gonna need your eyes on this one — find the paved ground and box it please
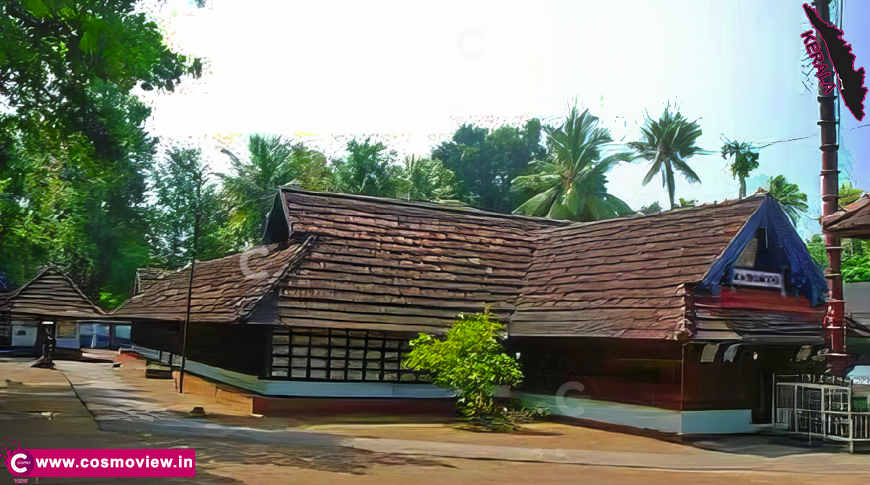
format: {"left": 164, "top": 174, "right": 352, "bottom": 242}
{"left": 1, "top": 354, "right": 869, "bottom": 484}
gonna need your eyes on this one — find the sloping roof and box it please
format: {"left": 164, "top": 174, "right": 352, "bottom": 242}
{"left": 133, "top": 268, "right": 174, "bottom": 295}
{"left": 113, "top": 239, "right": 313, "bottom": 323}
{"left": 128, "top": 189, "right": 820, "bottom": 341}
{"left": 275, "top": 188, "right": 568, "bottom": 334}
{"left": 0, "top": 266, "right": 106, "bottom": 319}
{"left": 823, "top": 193, "right": 870, "bottom": 238}
{"left": 509, "top": 196, "right": 766, "bottom": 339}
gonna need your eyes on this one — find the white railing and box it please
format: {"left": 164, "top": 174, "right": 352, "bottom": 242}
{"left": 774, "top": 375, "right": 870, "bottom": 453}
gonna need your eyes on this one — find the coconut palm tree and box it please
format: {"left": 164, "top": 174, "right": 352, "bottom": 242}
{"left": 511, "top": 105, "right": 633, "bottom": 221}
{"left": 627, "top": 105, "right": 708, "bottom": 209}
{"left": 720, "top": 136, "right": 762, "bottom": 199}
{"left": 765, "top": 175, "right": 808, "bottom": 224}
{"left": 219, "top": 134, "right": 333, "bottom": 247}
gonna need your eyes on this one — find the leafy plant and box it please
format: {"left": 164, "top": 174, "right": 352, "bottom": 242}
{"left": 403, "top": 313, "right": 524, "bottom": 424}
{"left": 844, "top": 256, "right": 870, "bottom": 282}
{"left": 843, "top": 239, "right": 870, "bottom": 283}
{"left": 511, "top": 105, "right": 633, "bottom": 221}
{"left": 627, "top": 104, "right": 708, "bottom": 210}
{"left": 765, "top": 175, "right": 808, "bottom": 225}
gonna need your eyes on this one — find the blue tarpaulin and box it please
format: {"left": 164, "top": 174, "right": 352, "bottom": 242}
{"left": 698, "top": 196, "right": 829, "bottom": 307}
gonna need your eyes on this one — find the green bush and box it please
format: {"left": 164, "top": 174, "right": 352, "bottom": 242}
{"left": 403, "top": 313, "right": 524, "bottom": 422}
{"left": 844, "top": 256, "right": 870, "bottom": 282}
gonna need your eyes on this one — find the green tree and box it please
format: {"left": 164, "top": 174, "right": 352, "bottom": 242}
{"left": 806, "top": 234, "right": 829, "bottom": 270}
{"left": 840, "top": 181, "right": 863, "bottom": 209}
{"left": 0, "top": 0, "right": 202, "bottom": 302}
{"left": 148, "top": 146, "right": 230, "bottom": 270}
{"left": 808, "top": 233, "right": 870, "bottom": 282}
{"left": 627, "top": 105, "right": 708, "bottom": 209}
{"left": 511, "top": 106, "right": 633, "bottom": 221}
{"left": 433, "top": 119, "right": 546, "bottom": 213}
{"left": 843, "top": 254, "right": 870, "bottom": 282}
{"left": 720, "top": 137, "right": 761, "bottom": 199}
{"left": 332, "top": 138, "right": 400, "bottom": 197}
{"left": 220, "top": 134, "right": 332, "bottom": 247}
{"left": 765, "top": 175, "right": 808, "bottom": 225}
{"left": 395, "top": 156, "right": 458, "bottom": 202}
{"left": 404, "top": 313, "right": 523, "bottom": 420}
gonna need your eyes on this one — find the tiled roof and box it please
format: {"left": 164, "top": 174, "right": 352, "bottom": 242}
{"left": 113, "top": 240, "right": 313, "bottom": 323}
{"left": 276, "top": 189, "right": 567, "bottom": 334}
{"left": 123, "top": 190, "right": 800, "bottom": 341}
{"left": 133, "top": 268, "right": 174, "bottom": 294}
{"left": 0, "top": 266, "right": 106, "bottom": 319}
{"left": 823, "top": 193, "right": 870, "bottom": 238}
{"left": 509, "top": 195, "right": 766, "bottom": 339}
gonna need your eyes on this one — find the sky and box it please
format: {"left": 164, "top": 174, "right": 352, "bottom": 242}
{"left": 139, "top": 0, "right": 869, "bottom": 237}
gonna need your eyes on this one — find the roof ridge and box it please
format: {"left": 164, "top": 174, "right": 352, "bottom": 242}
{"left": 163, "top": 242, "right": 289, "bottom": 272}
{"left": 533, "top": 194, "right": 767, "bottom": 235}
{"left": 0, "top": 265, "right": 106, "bottom": 315}
{"left": 280, "top": 187, "right": 570, "bottom": 225}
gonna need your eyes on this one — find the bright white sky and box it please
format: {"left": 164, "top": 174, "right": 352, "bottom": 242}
{"left": 140, "top": 0, "right": 870, "bottom": 236}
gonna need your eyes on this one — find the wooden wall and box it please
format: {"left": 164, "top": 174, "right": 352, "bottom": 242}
{"left": 186, "top": 324, "right": 270, "bottom": 377}
{"left": 681, "top": 343, "right": 820, "bottom": 423}
{"left": 132, "top": 322, "right": 269, "bottom": 377}
{"left": 509, "top": 337, "right": 683, "bottom": 410}
{"left": 131, "top": 321, "right": 181, "bottom": 354}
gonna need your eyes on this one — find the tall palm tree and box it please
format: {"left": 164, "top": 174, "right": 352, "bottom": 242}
{"left": 765, "top": 175, "right": 808, "bottom": 225}
{"left": 720, "top": 136, "right": 762, "bottom": 199}
{"left": 627, "top": 105, "right": 708, "bottom": 209}
{"left": 219, "top": 134, "right": 319, "bottom": 246}
{"left": 511, "top": 105, "right": 633, "bottom": 221}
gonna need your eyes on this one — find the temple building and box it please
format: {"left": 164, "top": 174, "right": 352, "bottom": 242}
{"left": 115, "top": 188, "right": 830, "bottom": 432}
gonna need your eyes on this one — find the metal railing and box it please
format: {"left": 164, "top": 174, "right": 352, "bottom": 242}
{"left": 774, "top": 375, "right": 870, "bottom": 453}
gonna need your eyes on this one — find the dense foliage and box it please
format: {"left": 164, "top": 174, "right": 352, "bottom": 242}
{"left": 148, "top": 146, "right": 230, "bottom": 271}
{"left": 220, "top": 134, "right": 333, "bottom": 248}
{"left": 403, "top": 313, "right": 523, "bottom": 420}
{"left": 807, "top": 235, "right": 870, "bottom": 283}
{"left": 433, "top": 120, "right": 546, "bottom": 213}
{"left": 0, "top": 0, "right": 202, "bottom": 306}
{"left": 395, "top": 156, "right": 457, "bottom": 202}
{"left": 332, "top": 138, "right": 401, "bottom": 198}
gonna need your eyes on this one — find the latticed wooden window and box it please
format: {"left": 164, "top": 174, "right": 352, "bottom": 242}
{"left": 0, "top": 311, "right": 10, "bottom": 346}
{"left": 269, "top": 327, "right": 428, "bottom": 382}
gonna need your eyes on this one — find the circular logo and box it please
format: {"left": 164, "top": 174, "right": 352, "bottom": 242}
{"left": 7, "top": 450, "right": 34, "bottom": 477}
{"left": 552, "top": 374, "right": 598, "bottom": 421}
